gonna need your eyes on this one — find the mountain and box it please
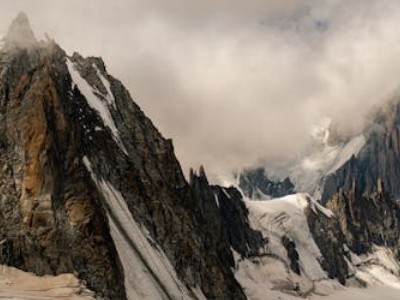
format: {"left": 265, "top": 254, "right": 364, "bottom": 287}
{"left": 234, "top": 101, "right": 400, "bottom": 296}
{"left": 0, "top": 13, "right": 260, "bottom": 299}
{"left": 0, "top": 12, "right": 400, "bottom": 300}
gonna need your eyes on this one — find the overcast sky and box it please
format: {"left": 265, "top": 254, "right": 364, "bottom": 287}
{"left": 1, "top": 0, "right": 400, "bottom": 180}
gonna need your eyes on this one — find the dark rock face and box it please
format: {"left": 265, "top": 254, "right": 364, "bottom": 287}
{"left": 190, "top": 167, "right": 267, "bottom": 263}
{"left": 214, "top": 185, "right": 267, "bottom": 258}
{"left": 325, "top": 178, "right": 400, "bottom": 256}
{"left": 188, "top": 167, "right": 267, "bottom": 299}
{"left": 238, "top": 167, "right": 294, "bottom": 199}
{"left": 281, "top": 236, "right": 300, "bottom": 275}
{"left": 305, "top": 206, "right": 348, "bottom": 284}
{"left": 309, "top": 100, "right": 400, "bottom": 278}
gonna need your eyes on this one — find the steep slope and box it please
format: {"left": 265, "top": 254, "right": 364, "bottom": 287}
{"left": 317, "top": 100, "right": 400, "bottom": 257}
{"left": 0, "top": 13, "right": 254, "bottom": 299}
{"left": 0, "top": 15, "right": 126, "bottom": 299}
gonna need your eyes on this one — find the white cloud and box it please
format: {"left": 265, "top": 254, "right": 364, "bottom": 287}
{"left": 1, "top": 0, "right": 400, "bottom": 180}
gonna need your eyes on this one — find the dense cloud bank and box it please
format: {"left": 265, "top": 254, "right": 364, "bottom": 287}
{"left": 2, "top": 1, "right": 400, "bottom": 180}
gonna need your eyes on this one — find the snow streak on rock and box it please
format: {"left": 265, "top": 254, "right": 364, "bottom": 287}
{"left": 67, "top": 58, "right": 127, "bottom": 154}
{"left": 83, "top": 156, "right": 205, "bottom": 300}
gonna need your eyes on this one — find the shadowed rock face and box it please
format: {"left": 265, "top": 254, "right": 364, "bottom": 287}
{"left": 0, "top": 14, "right": 259, "bottom": 299}
{"left": 238, "top": 167, "right": 295, "bottom": 199}
{"left": 318, "top": 101, "right": 400, "bottom": 254}
{"left": 305, "top": 206, "right": 348, "bottom": 284}
{"left": 305, "top": 100, "right": 400, "bottom": 282}
{"left": 190, "top": 167, "right": 267, "bottom": 264}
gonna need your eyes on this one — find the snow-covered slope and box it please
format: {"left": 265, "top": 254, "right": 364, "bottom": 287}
{"left": 288, "top": 119, "right": 366, "bottom": 195}
{"left": 234, "top": 193, "right": 400, "bottom": 299}
{"left": 234, "top": 194, "right": 335, "bottom": 298}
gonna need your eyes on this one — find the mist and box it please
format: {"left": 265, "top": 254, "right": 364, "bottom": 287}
{"left": 2, "top": 0, "right": 400, "bottom": 181}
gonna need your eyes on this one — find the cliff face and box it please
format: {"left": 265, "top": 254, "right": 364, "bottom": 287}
{"left": 238, "top": 167, "right": 294, "bottom": 199}
{"left": 0, "top": 21, "right": 125, "bottom": 299}
{"left": 0, "top": 14, "right": 258, "bottom": 299}
{"left": 294, "top": 100, "right": 400, "bottom": 287}
{"left": 318, "top": 101, "right": 400, "bottom": 257}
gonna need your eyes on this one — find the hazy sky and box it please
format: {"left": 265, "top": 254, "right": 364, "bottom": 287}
{"left": 1, "top": 0, "right": 400, "bottom": 180}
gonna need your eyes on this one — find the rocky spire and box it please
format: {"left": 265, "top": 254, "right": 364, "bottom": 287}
{"left": 4, "top": 12, "right": 37, "bottom": 49}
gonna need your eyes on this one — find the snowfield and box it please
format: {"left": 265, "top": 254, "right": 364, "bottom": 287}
{"left": 234, "top": 194, "right": 400, "bottom": 300}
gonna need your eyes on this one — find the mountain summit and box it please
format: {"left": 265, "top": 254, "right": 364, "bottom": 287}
{"left": 4, "top": 12, "right": 37, "bottom": 49}
{"left": 0, "top": 13, "right": 258, "bottom": 299}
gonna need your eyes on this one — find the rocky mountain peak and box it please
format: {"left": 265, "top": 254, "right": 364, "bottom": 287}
{"left": 4, "top": 12, "right": 37, "bottom": 49}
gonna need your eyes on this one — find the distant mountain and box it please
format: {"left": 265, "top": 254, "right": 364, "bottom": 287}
{"left": 238, "top": 167, "right": 294, "bottom": 199}
{"left": 234, "top": 100, "right": 400, "bottom": 297}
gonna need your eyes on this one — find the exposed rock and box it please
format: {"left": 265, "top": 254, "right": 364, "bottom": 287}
{"left": 281, "top": 236, "right": 300, "bottom": 275}
{"left": 316, "top": 101, "right": 400, "bottom": 251}
{"left": 238, "top": 167, "right": 294, "bottom": 199}
{"left": 305, "top": 205, "right": 348, "bottom": 284}
{"left": 0, "top": 41, "right": 125, "bottom": 299}
{"left": 190, "top": 167, "right": 267, "bottom": 262}
{"left": 307, "top": 99, "right": 400, "bottom": 283}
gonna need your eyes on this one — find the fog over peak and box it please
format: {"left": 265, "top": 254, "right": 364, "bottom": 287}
{"left": 2, "top": 1, "right": 400, "bottom": 181}
{"left": 4, "top": 11, "right": 37, "bottom": 49}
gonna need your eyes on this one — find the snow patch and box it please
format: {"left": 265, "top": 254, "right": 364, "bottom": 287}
{"left": 222, "top": 188, "right": 231, "bottom": 199}
{"left": 214, "top": 192, "right": 220, "bottom": 208}
{"left": 352, "top": 246, "right": 400, "bottom": 290}
{"left": 311, "top": 286, "right": 400, "bottom": 300}
{"left": 83, "top": 156, "right": 205, "bottom": 300}
{"left": 308, "top": 196, "right": 335, "bottom": 218}
{"left": 244, "top": 194, "right": 328, "bottom": 281}
{"left": 0, "top": 264, "right": 94, "bottom": 299}
{"left": 67, "top": 58, "right": 127, "bottom": 155}
{"left": 93, "top": 64, "right": 116, "bottom": 108}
